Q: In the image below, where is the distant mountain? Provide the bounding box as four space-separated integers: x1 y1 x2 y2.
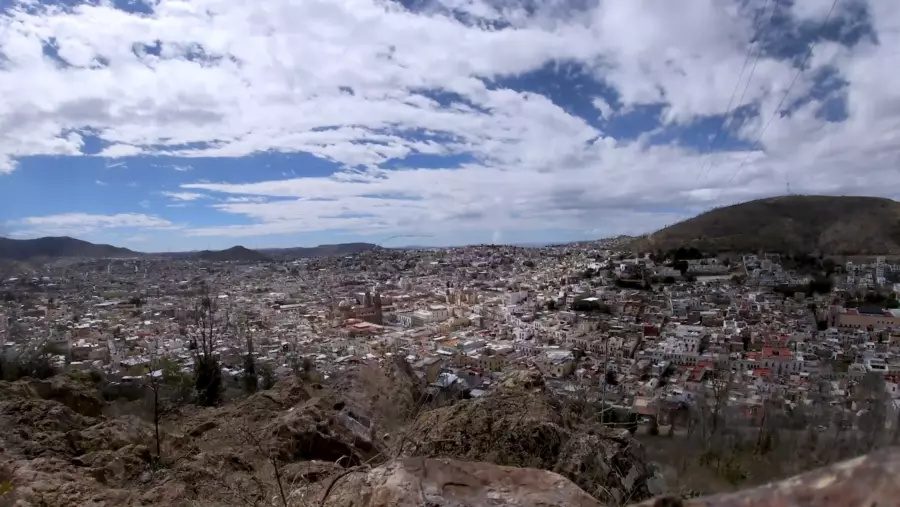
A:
0 236 379 262
260 242 378 259
0 236 138 261
632 195 900 255
195 245 270 262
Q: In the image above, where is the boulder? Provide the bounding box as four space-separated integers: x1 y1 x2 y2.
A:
402 389 566 468
267 397 386 465
320 457 603 507
402 387 655 505
0 375 104 417
330 356 424 435
632 447 900 507
555 430 656 506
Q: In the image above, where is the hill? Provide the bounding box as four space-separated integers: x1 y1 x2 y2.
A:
633 195 900 255
260 242 377 259
195 245 270 262
0 236 138 261
0 236 378 261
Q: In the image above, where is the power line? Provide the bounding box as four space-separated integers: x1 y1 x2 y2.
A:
700 0 777 181
694 0 772 183
716 0 841 201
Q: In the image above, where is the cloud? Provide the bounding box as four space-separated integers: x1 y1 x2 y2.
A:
0 157 17 175
161 191 206 201
1 0 900 242
10 213 175 237
591 97 613 119
95 179 107 186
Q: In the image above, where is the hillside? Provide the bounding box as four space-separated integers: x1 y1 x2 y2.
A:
260 242 377 259
634 195 900 255
0 236 138 261
0 236 378 261
195 245 270 262
1 367 893 506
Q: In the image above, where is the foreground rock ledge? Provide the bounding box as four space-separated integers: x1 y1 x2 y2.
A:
633 447 900 507
321 457 602 507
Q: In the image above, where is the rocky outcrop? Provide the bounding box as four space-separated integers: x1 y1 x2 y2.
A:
330 356 424 438
402 383 656 505
633 447 900 507
320 457 603 507
267 396 385 465
0 374 104 417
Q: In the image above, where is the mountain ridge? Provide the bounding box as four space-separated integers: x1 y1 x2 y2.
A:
0 236 378 261
633 195 900 255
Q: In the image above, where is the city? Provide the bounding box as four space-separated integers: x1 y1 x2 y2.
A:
4 236 900 502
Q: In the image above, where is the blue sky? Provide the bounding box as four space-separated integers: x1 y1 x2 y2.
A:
1 0 899 251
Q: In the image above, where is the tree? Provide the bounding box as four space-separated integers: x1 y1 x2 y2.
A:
855 372 888 452
239 316 258 394
189 285 225 407
0 345 57 382
808 276 833 295
147 344 166 463
145 349 193 465
259 363 276 390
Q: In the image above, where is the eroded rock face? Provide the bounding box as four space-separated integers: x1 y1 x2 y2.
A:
0 375 105 417
631 448 900 507
321 457 603 507
402 385 655 505
267 396 385 465
556 430 656 505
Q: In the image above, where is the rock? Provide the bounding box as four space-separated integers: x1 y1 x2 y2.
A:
402 389 566 468
330 356 424 435
630 447 900 507
500 370 545 390
187 420 217 437
402 387 654 505
0 398 95 460
282 460 345 484
267 397 386 465
321 457 603 507
0 375 105 417
555 430 656 505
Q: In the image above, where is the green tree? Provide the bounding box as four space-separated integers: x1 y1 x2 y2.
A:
190 287 224 407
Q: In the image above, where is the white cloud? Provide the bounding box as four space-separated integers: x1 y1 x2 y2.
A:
161 191 206 201
95 179 107 186
1 0 899 242
0 157 18 174
98 144 145 157
591 97 613 120
11 212 175 236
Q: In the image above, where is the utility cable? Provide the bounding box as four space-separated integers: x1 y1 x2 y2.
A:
715 0 841 201
694 0 772 183
700 0 777 181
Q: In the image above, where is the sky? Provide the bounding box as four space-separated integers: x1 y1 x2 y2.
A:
1 0 899 252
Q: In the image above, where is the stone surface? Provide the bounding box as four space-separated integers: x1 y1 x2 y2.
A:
631 447 900 507
321 457 603 507
0 375 104 417
403 385 655 505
